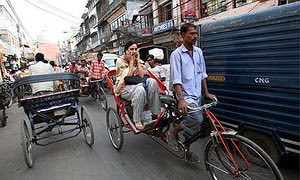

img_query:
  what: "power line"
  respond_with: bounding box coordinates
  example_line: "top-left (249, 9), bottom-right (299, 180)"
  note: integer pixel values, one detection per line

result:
top-left (24, 0), bottom-right (81, 25)
top-left (36, 0), bottom-right (82, 21)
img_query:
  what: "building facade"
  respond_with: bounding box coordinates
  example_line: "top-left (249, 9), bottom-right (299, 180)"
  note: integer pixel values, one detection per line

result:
top-left (74, 0), bottom-right (297, 56)
top-left (0, 0), bottom-right (31, 81)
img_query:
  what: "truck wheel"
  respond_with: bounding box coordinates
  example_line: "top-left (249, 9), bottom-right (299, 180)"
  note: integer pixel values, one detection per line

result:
top-left (242, 131), bottom-right (281, 163)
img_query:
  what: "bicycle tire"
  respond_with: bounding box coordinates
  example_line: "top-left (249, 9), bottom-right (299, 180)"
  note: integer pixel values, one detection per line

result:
top-left (204, 134), bottom-right (283, 180)
top-left (106, 107), bottom-right (124, 151)
top-left (98, 86), bottom-right (107, 110)
top-left (80, 106), bottom-right (94, 146)
top-left (21, 119), bottom-right (34, 168)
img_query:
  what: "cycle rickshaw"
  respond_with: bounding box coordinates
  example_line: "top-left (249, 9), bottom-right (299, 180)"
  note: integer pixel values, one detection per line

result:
top-left (13, 73), bottom-right (94, 168)
top-left (79, 74), bottom-right (108, 111)
top-left (105, 70), bottom-right (283, 180)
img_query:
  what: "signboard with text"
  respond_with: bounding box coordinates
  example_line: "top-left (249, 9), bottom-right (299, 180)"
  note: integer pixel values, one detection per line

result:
top-left (152, 20), bottom-right (174, 34)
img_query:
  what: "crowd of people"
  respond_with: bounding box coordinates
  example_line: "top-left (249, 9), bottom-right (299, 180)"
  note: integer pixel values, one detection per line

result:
top-left (3, 51), bottom-right (108, 90)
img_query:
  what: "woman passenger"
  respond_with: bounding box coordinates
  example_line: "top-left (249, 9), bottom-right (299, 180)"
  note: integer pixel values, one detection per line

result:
top-left (115, 41), bottom-right (161, 130)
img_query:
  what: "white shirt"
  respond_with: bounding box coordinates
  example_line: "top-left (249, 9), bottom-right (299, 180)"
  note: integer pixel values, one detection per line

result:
top-left (148, 65), bottom-right (166, 80)
top-left (28, 61), bottom-right (54, 94)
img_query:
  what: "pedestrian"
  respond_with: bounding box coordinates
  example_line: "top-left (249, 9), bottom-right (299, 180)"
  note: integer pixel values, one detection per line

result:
top-left (168, 23), bottom-right (215, 151)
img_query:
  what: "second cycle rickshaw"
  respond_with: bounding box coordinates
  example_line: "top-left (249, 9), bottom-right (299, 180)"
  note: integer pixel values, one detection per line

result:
top-left (105, 70), bottom-right (284, 180)
top-left (13, 73), bottom-right (94, 168)
top-left (79, 73), bottom-right (108, 110)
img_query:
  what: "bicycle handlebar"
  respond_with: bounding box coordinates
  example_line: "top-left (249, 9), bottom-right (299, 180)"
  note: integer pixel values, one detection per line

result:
top-left (187, 97), bottom-right (218, 113)
top-left (89, 79), bottom-right (103, 83)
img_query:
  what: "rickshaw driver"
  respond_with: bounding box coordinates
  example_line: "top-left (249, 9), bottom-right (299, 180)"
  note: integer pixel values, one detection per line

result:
top-left (89, 50), bottom-right (106, 90)
top-left (169, 23), bottom-right (215, 151)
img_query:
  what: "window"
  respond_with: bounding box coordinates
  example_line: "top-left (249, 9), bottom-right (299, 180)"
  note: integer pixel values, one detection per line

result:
top-left (202, 0), bottom-right (228, 17)
top-left (91, 34), bottom-right (98, 43)
top-left (110, 14), bottom-right (126, 31)
top-left (158, 2), bottom-right (172, 23)
top-left (165, 3), bottom-right (172, 20)
top-left (147, 13), bottom-right (154, 28)
top-left (201, 0), bottom-right (258, 17)
top-left (120, 15), bottom-right (125, 26)
top-left (236, 0), bottom-right (253, 7)
top-left (140, 12), bottom-right (154, 29)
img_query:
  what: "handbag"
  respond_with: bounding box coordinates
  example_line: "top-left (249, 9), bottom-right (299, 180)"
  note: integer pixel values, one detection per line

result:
top-left (124, 75), bottom-right (149, 85)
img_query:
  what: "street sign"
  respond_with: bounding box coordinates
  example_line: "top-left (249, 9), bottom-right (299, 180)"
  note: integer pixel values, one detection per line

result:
top-left (152, 20), bottom-right (174, 34)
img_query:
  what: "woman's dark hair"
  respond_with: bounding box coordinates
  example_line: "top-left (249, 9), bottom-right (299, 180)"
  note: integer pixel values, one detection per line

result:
top-left (180, 23), bottom-right (197, 35)
top-left (124, 40), bottom-right (137, 52)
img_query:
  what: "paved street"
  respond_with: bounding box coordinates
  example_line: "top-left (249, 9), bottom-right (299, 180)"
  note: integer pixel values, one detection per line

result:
top-left (0, 93), bottom-right (299, 180)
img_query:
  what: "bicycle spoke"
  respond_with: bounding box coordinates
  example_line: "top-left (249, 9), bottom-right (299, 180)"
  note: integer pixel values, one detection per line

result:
top-left (206, 161), bottom-right (230, 175)
top-left (241, 171), bottom-right (273, 180)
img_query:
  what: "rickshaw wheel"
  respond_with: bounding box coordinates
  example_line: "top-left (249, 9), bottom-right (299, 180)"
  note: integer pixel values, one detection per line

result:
top-left (81, 106), bottom-right (94, 146)
top-left (106, 107), bottom-right (124, 151)
top-left (20, 119), bottom-right (33, 168)
top-left (98, 86), bottom-right (107, 110)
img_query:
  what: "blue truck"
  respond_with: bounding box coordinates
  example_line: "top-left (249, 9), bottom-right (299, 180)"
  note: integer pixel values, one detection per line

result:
top-left (201, 2), bottom-right (299, 162)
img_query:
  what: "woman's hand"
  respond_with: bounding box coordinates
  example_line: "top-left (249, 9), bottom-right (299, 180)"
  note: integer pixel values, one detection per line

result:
top-left (125, 51), bottom-right (134, 64)
top-left (134, 52), bottom-right (140, 62)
